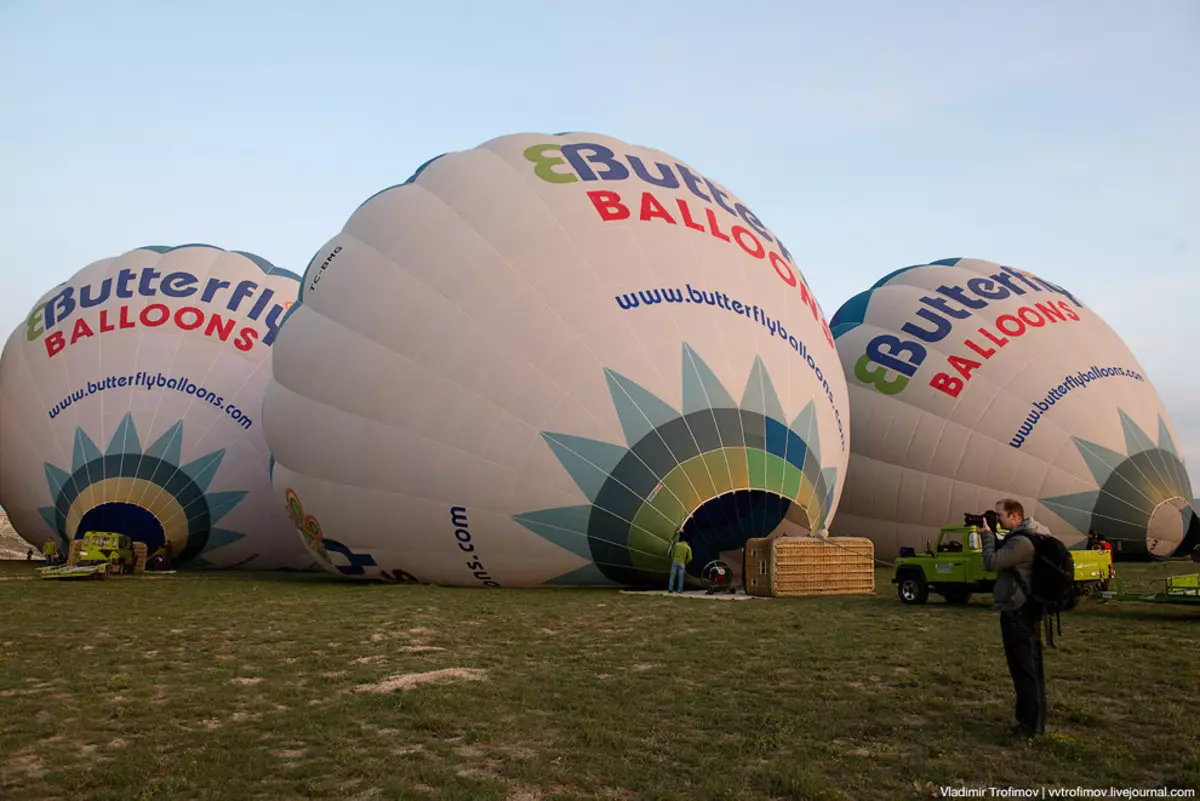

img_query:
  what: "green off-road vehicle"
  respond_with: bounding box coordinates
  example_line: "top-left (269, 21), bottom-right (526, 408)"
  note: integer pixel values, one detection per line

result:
top-left (892, 515), bottom-right (1114, 605)
top-left (39, 531), bottom-right (146, 580)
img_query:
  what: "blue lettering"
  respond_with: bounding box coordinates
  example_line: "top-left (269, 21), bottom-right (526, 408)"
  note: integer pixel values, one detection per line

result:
top-left (704, 178), bottom-right (738, 216)
top-left (966, 276), bottom-right (1009, 301)
top-left (44, 287), bottom-right (75, 330)
top-left (160, 272), bottom-right (199, 298)
top-left (321, 537), bottom-right (377, 576)
top-left (137, 267), bottom-right (161, 296)
top-left (676, 165), bottom-right (711, 202)
top-left (262, 304), bottom-right (286, 347)
top-left (115, 268), bottom-right (137, 298)
top-left (901, 308), bottom-right (954, 343)
top-left (225, 280), bottom-right (258, 313)
top-left (734, 203), bottom-right (774, 243)
top-left (201, 278), bottom-right (230, 303)
top-left (627, 156), bottom-right (679, 188)
top-left (247, 288), bottom-right (275, 321)
top-left (79, 279), bottom-right (112, 308)
top-left (561, 143), bottom-right (629, 182)
top-left (866, 334), bottom-right (926, 377)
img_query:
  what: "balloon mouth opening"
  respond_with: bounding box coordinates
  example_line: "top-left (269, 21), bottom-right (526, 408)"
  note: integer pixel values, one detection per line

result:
top-left (77, 502), bottom-right (166, 554)
top-left (678, 489), bottom-right (811, 585)
top-left (1145, 497), bottom-right (1190, 558)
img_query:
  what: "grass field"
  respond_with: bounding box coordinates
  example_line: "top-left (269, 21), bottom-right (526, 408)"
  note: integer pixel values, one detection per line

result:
top-left (1, 559), bottom-right (1197, 801)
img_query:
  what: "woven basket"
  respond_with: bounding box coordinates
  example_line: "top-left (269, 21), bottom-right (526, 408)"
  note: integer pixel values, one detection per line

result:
top-left (744, 536), bottom-right (875, 597)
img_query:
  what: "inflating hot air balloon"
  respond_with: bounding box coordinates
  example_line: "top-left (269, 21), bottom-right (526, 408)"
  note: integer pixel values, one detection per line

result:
top-left (829, 257), bottom-right (1198, 560)
top-left (0, 245), bottom-right (314, 570)
top-left (263, 132), bottom-right (850, 587)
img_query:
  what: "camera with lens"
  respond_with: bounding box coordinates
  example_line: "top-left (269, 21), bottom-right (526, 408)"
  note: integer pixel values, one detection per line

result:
top-left (963, 510), bottom-right (1000, 531)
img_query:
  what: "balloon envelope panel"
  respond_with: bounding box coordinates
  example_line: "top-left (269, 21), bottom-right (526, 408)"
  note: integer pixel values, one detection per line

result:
top-left (0, 245), bottom-right (314, 569)
top-left (830, 257), bottom-right (1198, 559)
top-left (264, 132), bottom-right (851, 586)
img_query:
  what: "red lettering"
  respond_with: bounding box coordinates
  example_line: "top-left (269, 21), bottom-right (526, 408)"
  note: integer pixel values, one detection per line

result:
top-left (119, 306), bottom-right (135, 329)
top-left (586, 190), bottom-right (629, 221)
top-left (948, 354), bottom-right (983, 380)
top-left (980, 327), bottom-right (1008, 348)
top-left (45, 331), bottom-right (65, 358)
top-left (140, 304), bottom-right (169, 327)
top-left (1018, 306), bottom-right (1045, 328)
top-left (676, 199), bottom-right (705, 232)
top-left (205, 314), bottom-right (235, 342)
top-left (1035, 302), bottom-right (1066, 323)
top-left (821, 319), bottom-right (835, 350)
top-left (769, 252), bottom-right (797, 287)
top-left (69, 317), bottom-right (94, 345)
top-left (1059, 300), bottom-right (1080, 321)
top-left (995, 314), bottom-right (1026, 337)
top-left (731, 226), bottom-right (764, 259)
top-left (99, 310), bottom-right (115, 333)
top-left (930, 372), bottom-right (964, 398)
top-left (638, 192), bottom-right (676, 224)
top-left (174, 306), bottom-right (204, 331)
top-left (964, 338), bottom-right (996, 359)
top-left (797, 278), bottom-right (819, 319)
top-left (705, 208), bottom-right (731, 242)
top-left (234, 327), bottom-right (258, 352)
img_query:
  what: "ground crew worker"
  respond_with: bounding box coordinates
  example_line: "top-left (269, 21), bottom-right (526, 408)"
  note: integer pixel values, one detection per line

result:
top-left (667, 530), bottom-right (692, 593)
top-left (42, 537), bottom-right (58, 565)
top-left (108, 549), bottom-right (122, 575)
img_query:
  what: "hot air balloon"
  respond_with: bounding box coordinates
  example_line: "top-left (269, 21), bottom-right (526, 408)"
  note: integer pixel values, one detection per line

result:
top-left (0, 245), bottom-right (314, 570)
top-left (829, 257), bottom-right (1198, 560)
top-left (263, 132), bottom-right (850, 587)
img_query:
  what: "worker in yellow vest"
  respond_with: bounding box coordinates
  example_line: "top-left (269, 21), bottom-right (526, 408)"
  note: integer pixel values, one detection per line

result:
top-left (667, 530), bottom-right (692, 593)
top-left (42, 537), bottom-right (59, 565)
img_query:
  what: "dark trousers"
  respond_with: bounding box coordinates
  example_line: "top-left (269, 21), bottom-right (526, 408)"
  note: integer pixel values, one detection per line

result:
top-left (1000, 607), bottom-right (1046, 734)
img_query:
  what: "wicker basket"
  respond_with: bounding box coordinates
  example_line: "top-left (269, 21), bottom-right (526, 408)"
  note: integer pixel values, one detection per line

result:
top-left (744, 536), bottom-right (875, 597)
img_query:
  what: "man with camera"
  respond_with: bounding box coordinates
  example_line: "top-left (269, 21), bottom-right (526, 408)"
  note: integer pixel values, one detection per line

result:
top-left (980, 498), bottom-right (1051, 739)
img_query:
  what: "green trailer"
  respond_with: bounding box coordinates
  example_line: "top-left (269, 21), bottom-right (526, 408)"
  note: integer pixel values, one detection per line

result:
top-left (38, 563), bottom-right (112, 580)
top-left (1096, 572), bottom-right (1200, 607)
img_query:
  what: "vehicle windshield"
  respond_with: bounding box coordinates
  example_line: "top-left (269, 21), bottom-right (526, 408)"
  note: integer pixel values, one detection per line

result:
top-left (937, 531), bottom-right (964, 552)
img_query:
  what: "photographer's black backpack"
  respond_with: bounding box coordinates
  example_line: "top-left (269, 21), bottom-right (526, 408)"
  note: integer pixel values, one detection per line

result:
top-left (1010, 531), bottom-right (1076, 647)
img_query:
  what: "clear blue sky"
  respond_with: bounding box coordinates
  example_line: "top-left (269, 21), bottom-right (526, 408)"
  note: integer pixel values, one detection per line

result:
top-left (1, 0), bottom-right (1196, 492)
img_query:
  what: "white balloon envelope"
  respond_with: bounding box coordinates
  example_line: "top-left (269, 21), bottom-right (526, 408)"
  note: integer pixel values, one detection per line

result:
top-left (0, 244), bottom-right (314, 569)
top-left (829, 257), bottom-right (1198, 560)
top-left (264, 132), bottom-right (851, 586)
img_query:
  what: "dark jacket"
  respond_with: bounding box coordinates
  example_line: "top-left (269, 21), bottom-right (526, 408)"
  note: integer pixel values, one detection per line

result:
top-left (981, 517), bottom-right (1049, 611)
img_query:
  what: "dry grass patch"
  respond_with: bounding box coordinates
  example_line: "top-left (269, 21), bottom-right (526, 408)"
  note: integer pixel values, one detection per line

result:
top-left (355, 668), bottom-right (488, 694)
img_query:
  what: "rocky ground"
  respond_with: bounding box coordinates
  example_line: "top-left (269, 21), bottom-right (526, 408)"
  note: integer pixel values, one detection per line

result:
top-left (0, 514), bottom-right (41, 561)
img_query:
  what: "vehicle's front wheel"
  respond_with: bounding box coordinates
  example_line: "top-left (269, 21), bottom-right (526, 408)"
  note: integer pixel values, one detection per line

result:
top-left (897, 572), bottom-right (929, 605)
